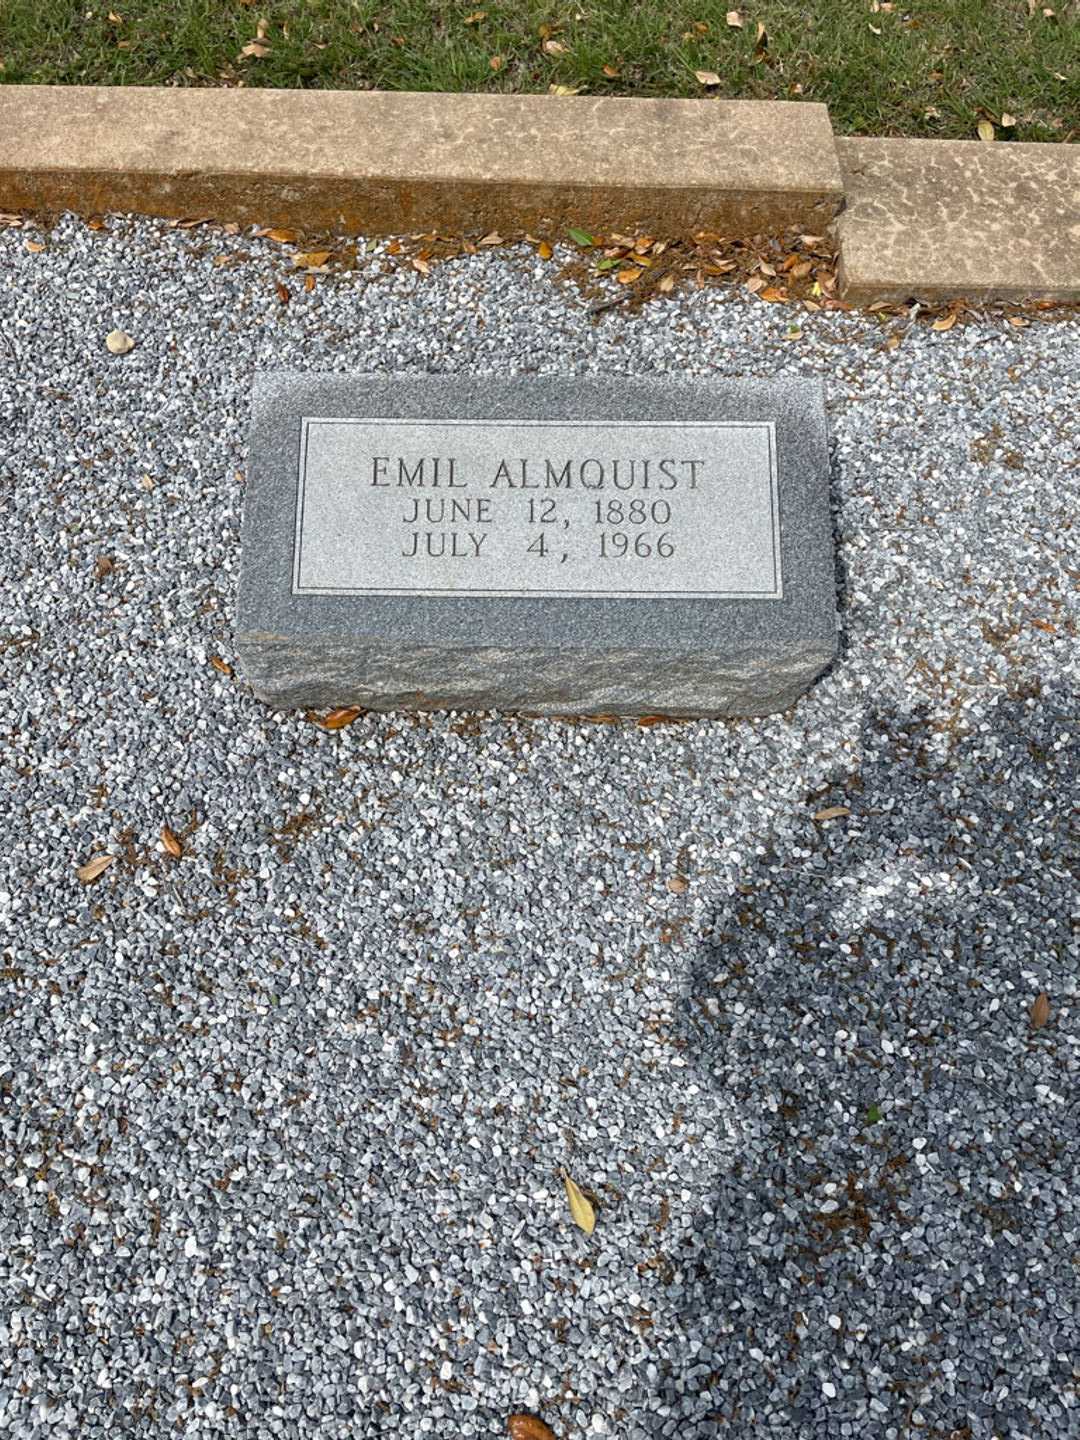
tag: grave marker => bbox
[237,375,837,715]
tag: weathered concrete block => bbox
[838,136,1080,303]
[0,86,843,238]
[236,374,838,717]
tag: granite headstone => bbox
[237,374,837,716]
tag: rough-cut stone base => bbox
[238,639,836,718]
[236,374,838,719]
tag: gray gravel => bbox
[1,213,1078,1440]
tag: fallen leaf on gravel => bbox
[209,655,233,676]
[25,239,46,253]
[931,313,957,331]
[293,250,333,269]
[567,227,595,248]
[304,273,316,292]
[77,854,114,885]
[508,1418,557,1440]
[617,267,641,285]
[275,282,290,304]
[1030,992,1051,1028]
[813,805,851,821]
[886,332,903,350]
[694,70,721,86]
[666,875,689,894]
[658,274,676,293]
[93,555,114,580]
[537,240,553,260]
[758,285,788,302]
[478,232,505,246]
[161,825,183,859]
[105,330,135,355]
[726,10,744,26]
[977,120,995,141]
[563,1173,596,1234]
[411,257,431,276]
[1008,316,1030,327]
[319,706,364,731]
[262,228,297,244]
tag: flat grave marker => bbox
[237,375,837,716]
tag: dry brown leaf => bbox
[1030,617,1057,633]
[886,331,903,351]
[813,805,851,821]
[1008,315,1030,328]
[304,273,316,292]
[105,330,135,355]
[1001,112,1017,127]
[1030,991,1051,1028]
[239,41,271,58]
[537,240,553,260]
[463,10,486,22]
[264,228,297,244]
[977,119,996,141]
[758,286,788,302]
[542,39,567,54]
[93,555,114,580]
[658,274,676,293]
[744,275,766,294]
[25,239,46,254]
[694,70,721,86]
[411,256,431,276]
[616,267,642,285]
[320,706,364,731]
[209,655,233,676]
[602,64,620,78]
[507,1417,557,1440]
[666,875,689,894]
[86,217,106,231]
[478,232,504,246]
[931,313,957,332]
[77,853,114,885]
[726,9,744,26]
[563,1173,596,1234]
[489,54,504,70]
[275,281,290,304]
[293,250,333,269]
[161,824,183,859]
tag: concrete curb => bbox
[0,84,1077,303]
[0,86,842,239]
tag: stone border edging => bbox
[0,84,1077,303]
[0,86,842,240]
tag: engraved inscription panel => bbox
[291,418,781,599]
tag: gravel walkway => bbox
[1,215,1078,1440]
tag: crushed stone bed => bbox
[1,215,1078,1440]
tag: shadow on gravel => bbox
[653,683,1077,1439]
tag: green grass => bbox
[1,0,1077,141]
